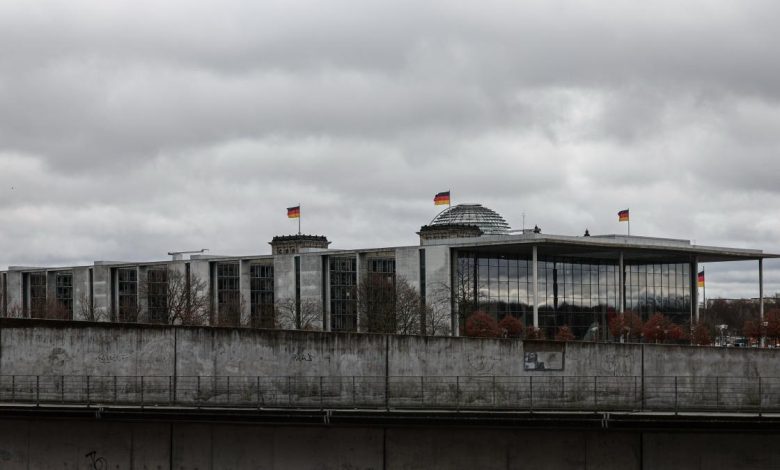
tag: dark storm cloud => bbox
[1,0,780,297]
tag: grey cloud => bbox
[1,0,780,299]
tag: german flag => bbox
[434,191,451,206]
[697,271,705,288]
[287,206,300,219]
[618,209,629,222]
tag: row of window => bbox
[457,253,695,340]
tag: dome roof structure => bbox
[429,204,511,235]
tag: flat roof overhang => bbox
[441,235,780,264]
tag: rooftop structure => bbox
[429,204,511,235]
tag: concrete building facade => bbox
[1,204,776,339]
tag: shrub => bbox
[667,323,687,343]
[743,320,761,340]
[464,311,501,338]
[642,313,670,343]
[692,322,712,346]
[554,325,575,342]
[498,315,524,338]
[608,311,644,341]
[525,326,545,340]
[766,310,780,343]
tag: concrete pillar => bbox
[618,252,624,313]
[759,258,764,322]
[694,257,699,323]
[532,246,538,328]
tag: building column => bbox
[618,251,624,313]
[322,255,331,332]
[689,258,698,325]
[694,257,700,323]
[532,246,539,328]
[760,258,764,322]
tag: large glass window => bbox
[217,262,241,326]
[330,257,357,332]
[625,263,689,325]
[456,253,690,340]
[146,268,168,324]
[250,264,274,328]
[363,258,396,333]
[55,272,73,319]
[29,272,47,318]
[118,268,138,322]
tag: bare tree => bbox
[5,303,24,318]
[358,275,429,335]
[42,298,71,320]
[426,281,454,336]
[78,291,107,322]
[358,273,397,333]
[395,278,424,335]
[138,268,210,326]
[214,293,247,327]
[276,298,323,331]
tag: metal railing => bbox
[0,375,777,412]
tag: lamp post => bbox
[762,321,769,348]
[717,324,728,347]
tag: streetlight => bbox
[717,324,728,347]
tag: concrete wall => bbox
[0,322,175,377]
[0,418,777,469]
[273,255,296,306]
[395,246,421,291]
[4,320,780,381]
[5,271,21,313]
[92,264,111,318]
[5,320,780,412]
[299,253,324,329]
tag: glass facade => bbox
[217,262,241,326]
[250,264,275,328]
[456,252,691,339]
[29,272,47,318]
[330,256,357,332]
[117,268,138,322]
[55,272,73,319]
[146,268,168,324]
[363,258,396,333]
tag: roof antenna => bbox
[167,249,209,261]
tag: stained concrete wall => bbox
[4,320,780,381]
[395,246,421,291]
[4,271,22,313]
[0,418,777,470]
[0,322,174,377]
[175,328,387,378]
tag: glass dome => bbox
[429,204,510,235]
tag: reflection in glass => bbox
[456,252,691,340]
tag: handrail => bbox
[0,375,772,413]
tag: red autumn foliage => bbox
[608,311,644,341]
[765,309,780,342]
[498,315,524,338]
[667,323,687,342]
[691,322,712,346]
[464,311,501,338]
[554,325,576,342]
[525,326,545,340]
[642,313,671,343]
[743,320,762,340]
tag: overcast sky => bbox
[1,0,779,298]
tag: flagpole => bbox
[702,266,706,314]
[298,203,301,235]
[448,189,451,208]
[627,208,630,236]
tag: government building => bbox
[0,204,775,339]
